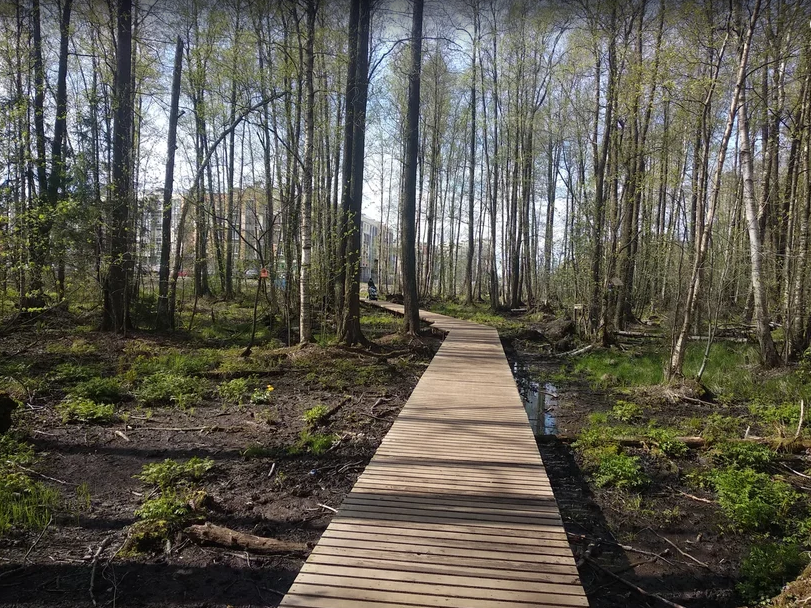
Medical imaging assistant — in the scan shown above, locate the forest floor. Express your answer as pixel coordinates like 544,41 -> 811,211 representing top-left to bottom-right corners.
0,301 -> 440,607
506,330 -> 811,608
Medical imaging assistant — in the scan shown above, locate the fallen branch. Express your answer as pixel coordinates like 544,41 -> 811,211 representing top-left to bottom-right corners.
585,557 -> 688,608
8,462 -> 67,485
552,344 -> 593,358
652,531 -> 710,570
317,503 -> 338,513
128,426 -> 213,433
782,462 -> 811,480
576,541 -> 596,568
538,434 -> 811,453
184,523 -> 307,554
23,516 -> 52,565
567,532 -> 674,566
669,486 -> 714,504
680,396 -> 717,407
797,399 -> 805,441
89,536 -> 113,606
370,397 -> 393,414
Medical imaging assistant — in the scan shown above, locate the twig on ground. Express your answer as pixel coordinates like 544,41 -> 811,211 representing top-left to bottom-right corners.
8,462 -> 67,485
585,557 -> 688,608
567,532 -> 675,566
128,426 -> 212,433
267,462 -> 276,479
797,399 -> 805,440
680,396 -> 717,407
782,462 -> 811,480
22,517 -> 52,565
576,542 -> 597,567
370,397 -> 393,414
669,486 -> 714,504
317,503 -> 338,513
114,430 -> 130,442
652,531 -> 710,570
89,535 -> 113,606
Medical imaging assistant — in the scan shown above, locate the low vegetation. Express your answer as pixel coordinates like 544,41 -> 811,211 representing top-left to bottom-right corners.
562,335 -> 811,605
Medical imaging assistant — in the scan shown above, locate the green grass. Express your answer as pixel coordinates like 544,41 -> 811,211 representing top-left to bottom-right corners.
128,349 -> 221,380
57,397 -> 117,424
303,404 -> 330,426
428,301 -> 522,333
573,342 -> 811,407
295,431 -> 338,455
0,436 -> 59,535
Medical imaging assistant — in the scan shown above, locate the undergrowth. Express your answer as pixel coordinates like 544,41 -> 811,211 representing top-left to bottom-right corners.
0,436 -> 59,535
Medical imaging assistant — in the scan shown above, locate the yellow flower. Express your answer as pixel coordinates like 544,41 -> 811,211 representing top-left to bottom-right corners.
266,385 -> 274,392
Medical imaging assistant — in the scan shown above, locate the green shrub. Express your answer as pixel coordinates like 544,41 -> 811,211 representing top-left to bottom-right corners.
737,542 -> 808,604
126,489 -> 204,554
610,400 -> 644,423
701,413 -> 743,444
136,372 -> 207,409
748,399 -> 805,428
295,431 -> 338,455
136,457 -> 214,489
303,404 -> 330,426
645,426 -> 689,458
250,384 -> 275,405
134,490 -> 193,521
70,377 -> 125,403
593,453 -> 647,490
57,398 -> 117,424
711,441 -> 775,471
710,467 -> 799,532
216,378 -> 250,405
575,424 -> 624,449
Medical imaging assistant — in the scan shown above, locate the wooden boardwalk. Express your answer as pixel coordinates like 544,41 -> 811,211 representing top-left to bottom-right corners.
279,303 -> 587,607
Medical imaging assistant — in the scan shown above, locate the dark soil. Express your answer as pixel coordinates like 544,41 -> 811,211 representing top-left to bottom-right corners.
0,307 -> 441,607
509,344 -> 747,608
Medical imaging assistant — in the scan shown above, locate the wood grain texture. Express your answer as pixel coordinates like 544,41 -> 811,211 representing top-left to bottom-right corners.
279,302 -> 586,607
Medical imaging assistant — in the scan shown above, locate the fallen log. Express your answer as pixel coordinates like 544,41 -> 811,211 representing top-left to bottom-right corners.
184,523 -> 308,554
536,434 -> 811,452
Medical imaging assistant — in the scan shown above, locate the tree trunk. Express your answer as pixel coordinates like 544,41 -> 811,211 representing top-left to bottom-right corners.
738,85 -> 781,368
668,0 -> 760,378
401,0 -> 424,336
156,37 -> 183,331
299,0 -> 317,344
464,17 -> 477,305
341,0 -> 371,346
102,0 -> 134,333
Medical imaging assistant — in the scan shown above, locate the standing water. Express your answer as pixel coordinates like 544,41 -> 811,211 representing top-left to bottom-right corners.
512,360 -> 558,436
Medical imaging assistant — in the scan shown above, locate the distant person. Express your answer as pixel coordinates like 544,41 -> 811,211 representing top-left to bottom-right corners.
367,278 -> 378,301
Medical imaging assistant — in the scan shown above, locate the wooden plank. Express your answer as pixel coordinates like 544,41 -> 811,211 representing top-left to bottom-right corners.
279,304 -> 586,607
291,574 -> 590,605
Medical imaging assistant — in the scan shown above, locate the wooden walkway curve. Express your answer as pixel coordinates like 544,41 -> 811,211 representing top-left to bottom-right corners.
279,302 -> 587,607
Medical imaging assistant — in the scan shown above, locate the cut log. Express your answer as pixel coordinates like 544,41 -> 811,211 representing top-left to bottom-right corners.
184,523 -> 308,554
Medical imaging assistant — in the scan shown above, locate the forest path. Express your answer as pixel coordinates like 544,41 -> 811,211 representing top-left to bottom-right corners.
279,301 -> 587,607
